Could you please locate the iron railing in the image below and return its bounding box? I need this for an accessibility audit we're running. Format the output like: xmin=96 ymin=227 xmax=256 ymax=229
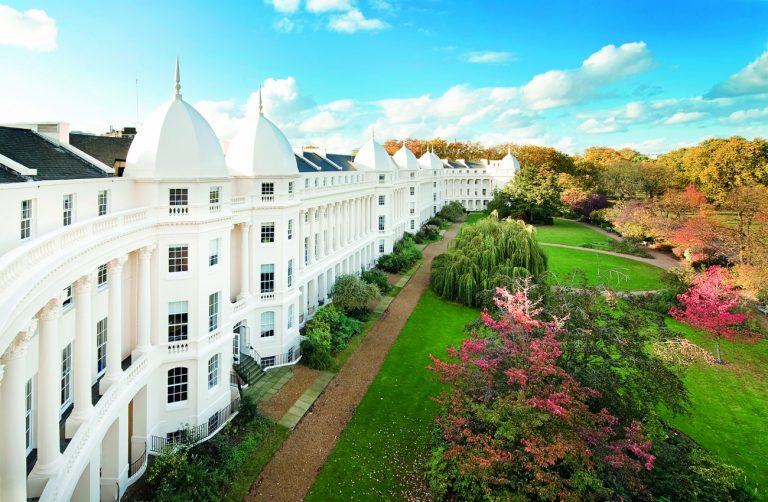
xmin=149 ymin=397 xmax=240 ymax=453
xmin=260 ymin=345 xmax=301 ymax=370
xmin=128 ymin=444 xmax=147 ymax=478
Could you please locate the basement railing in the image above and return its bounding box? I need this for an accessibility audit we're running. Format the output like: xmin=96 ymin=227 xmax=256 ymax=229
xmin=148 ymin=397 xmax=240 ymax=454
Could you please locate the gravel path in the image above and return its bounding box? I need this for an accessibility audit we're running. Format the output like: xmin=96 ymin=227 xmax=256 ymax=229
xmin=259 ymin=366 xmax=322 ymax=421
xmin=245 ymin=224 xmax=461 ymax=502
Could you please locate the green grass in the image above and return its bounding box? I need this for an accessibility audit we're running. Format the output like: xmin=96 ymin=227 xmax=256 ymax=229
xmin=664 ymin=319 xmax=768 ymax=497
xmin=464 ymin=212 xmax=486 ymax=225
xmin=534 ymin=218 xmax=615 ymax=246
xmin=543 ymin=245 xmax=664 ymax=291
xmin=306 ymin=290 xmax=478 ymax=501
xmin=221 ymin=423 xmax=291 ymax=502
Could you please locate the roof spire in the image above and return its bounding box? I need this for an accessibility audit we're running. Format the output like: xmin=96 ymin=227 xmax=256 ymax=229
xmin=174 ymin=56 xmax=181 ymax=99
xmin=258 ymin=85 xmax=263 ymax=115
xmin=507 ymin=144 xmax=511 ymax=156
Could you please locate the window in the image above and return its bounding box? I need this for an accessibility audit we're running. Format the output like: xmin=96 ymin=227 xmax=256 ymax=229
xmin=287 ymin=219 xmax=293 ymax=239
xmin=168 ymin=245 xmax=189 ymax=273
xmin=168 ymin=301 xmax=189 ymax=342
xmin=482 ymin=189 xmax=487 ymax=196
xmin=208 ymin=292 xmax=219 ymax=332
xmin=305 ymin=178 xmax=309 ymax=188
xmin=314 ymin=234 xmax=318 ymax=258
xmin=410 ymin=220 xmax=415 ymax=230
xmin=261 ymin=182 xmax=274 ymax=198
xmin=209 ymin=239 xmax=220 ymax=266
xmin=433 ymin=193 xmax=437 ymax=202
xmin=97 ymin=264 xmax=108 ymax=288
xmin=260 ymin=264 xmax=275 ymax=293
xmin=98 ymin=190 xmax=109 ymax=216
xmin=288 ymin=304 xmax=294 ymax=329
xmin=379 ymin=240 xmax=385 ymax=253
xmin=261 ymin=356 xmax=276 ymax=369
xmin=61 ymin=343 xmax=72 ymax=410
xmin=208 ymin=412 xmax=220 ymax=433
xmin=25 ymin=379 xmax=33 ymax=453
xmin=378 ymin=195 xmax=385 ymax=206
xmin=261 ymin=222 xmax=275 ymax=243
xmin=62 ymin=194 xmax=73 ymax=226
xmin=260 ymin=311 xmax=275 ymax=337
xmin=410 ymin=172 xmax=415 ymax=179
xmin=410 ymin=187 xmax=415 ymax=196
xmin=209 ymin=186 xmax=220 ymax=205
xmin=20 ymin=199 xmax=32 ymax=240
xmin=167 ymin=367 xmax=188 ymax=403
xmin=96 ymin=318 xmax=108 ymax=374
xmin=433 ymin=181 xmax=437 ymax=188
xmin=169 ymin=188 xmax=188 ymax=207
xmin=304 ymin=237 xmax=309 ymax=265
xmin=378 ymin=174 xmax=385 ymax=184
xmin=208 ymin=354 xmax=219 ymax=389
xmin=287 ymin=259 xmax=294 ymax=287
xmin=62 ymin=285 xmax=73 ymax=310
xmin=378 ymin=215 xmax=385 ymax=231
xmin=288 ymin=181 xmax=295 ymax=195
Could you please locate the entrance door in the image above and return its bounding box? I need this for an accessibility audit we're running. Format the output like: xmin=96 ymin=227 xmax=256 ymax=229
xmin=233 ymin=332 xmax=240 ymax=364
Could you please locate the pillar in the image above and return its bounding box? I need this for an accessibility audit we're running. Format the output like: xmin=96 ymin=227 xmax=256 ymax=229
xmin=67 ymin=275 xmax=94 ymax=437
xmin=238 ymin=224 xmax=250 ymax=299
xmin=101 ymin=255 xmax=126 ymax=392
xmin=135 ymin=245 xmax=154 ymax=355
xmin=0 ymin=323 xmax=35 ymax=501
xmin=308 ymin=208 xmax=316 ymax=265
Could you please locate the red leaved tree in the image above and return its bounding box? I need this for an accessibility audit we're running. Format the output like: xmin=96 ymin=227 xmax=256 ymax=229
xmin=428 ymin=283 xmax=654 ymax=500
xmin=669 ymin=266 xmax=759 ymax=363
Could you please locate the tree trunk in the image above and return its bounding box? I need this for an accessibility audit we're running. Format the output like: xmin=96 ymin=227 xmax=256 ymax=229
xmin=715 ymin=337 xmax=722 ymax=364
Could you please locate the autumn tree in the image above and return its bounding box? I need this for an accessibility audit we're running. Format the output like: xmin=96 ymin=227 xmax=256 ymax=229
xmin=428 ymin=284 xmax=656 ymax=501
xmin=669 ymin=266 xmax=760 ymax=363
xmin=721 ymin=185 xmax=768 ymax=264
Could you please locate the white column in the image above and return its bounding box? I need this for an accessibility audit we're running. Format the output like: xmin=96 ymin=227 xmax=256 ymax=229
xmin=308 ymin=208 xmax=316 ymax=264
xmin=33 ymin=299 xmax=63 ymax=476
xmin=67 ymin=275 xmax=94 ymax=435
xmin=318 ymin=205 xmax=326 ymax=259
xmin=238 ymin=224 xmax=250 ymax=299
xmin=298 ymin=210 xmax=305 ymax=269
xmin=102 ymin=255 xmax=126 ymax=390
xmin=0 ymin=323 xmax=35 ymax=501
xmin=136 ymin=245 xmax=154 ymax=354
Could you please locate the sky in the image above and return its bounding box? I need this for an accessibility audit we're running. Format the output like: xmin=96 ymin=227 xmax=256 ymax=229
xmin=1 ymin=0 xmax=767 ymax=155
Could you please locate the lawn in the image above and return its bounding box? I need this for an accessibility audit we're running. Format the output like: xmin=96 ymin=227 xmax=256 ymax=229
xmin=305 ymin=290 xmax=478 ymax=501
xmin=543 ymin=245 xmax=665 ymax=291
xmin=534 ymin=217 xmax=615 ymax=247
xmin=665 ymin=319 xmax=768 ymax=497
xmin=464 ymin=212 xmax=486 ymax=225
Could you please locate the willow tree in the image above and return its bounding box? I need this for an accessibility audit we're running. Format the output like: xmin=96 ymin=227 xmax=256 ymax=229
xmin=431 ymin=214 xmax=547 ymax=306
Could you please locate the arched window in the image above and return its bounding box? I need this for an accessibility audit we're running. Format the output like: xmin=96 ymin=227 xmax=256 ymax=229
xmin=167 ymin=367 xmax=188 ymax=403
xmin=261 ymin=311 xmax=275 ymax=338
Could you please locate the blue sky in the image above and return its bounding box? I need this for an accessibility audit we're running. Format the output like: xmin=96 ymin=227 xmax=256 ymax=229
xmin=1 ymin=0 xmax=767 ymax=155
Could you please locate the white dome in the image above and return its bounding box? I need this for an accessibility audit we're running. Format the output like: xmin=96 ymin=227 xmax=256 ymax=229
xmin=500 ymin=151 xmax=521 ymax=171
xmin=125 ymin=97 xmax=227 ymax=179
xmin=393 ymin=145 xmax=419 ymax=170
xmin=226 ymin=114 xmax=297 ymax=177
xmin=419 ymin=150 xmax=443 ymax=170
xmin=354 ymin=138 xmax=395 ymax=171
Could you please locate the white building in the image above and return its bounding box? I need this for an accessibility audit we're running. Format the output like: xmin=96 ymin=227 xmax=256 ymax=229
xmin=0 ymin=62 xmax=519 ymax=501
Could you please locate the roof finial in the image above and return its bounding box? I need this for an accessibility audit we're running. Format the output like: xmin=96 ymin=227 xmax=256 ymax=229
xmin=507 ymin=144 xmax=511 ymax=156
xmin=258 ymin=85 xmax=263 ymax=115
xmin=174 ymin=56 xmax=181 ymax=99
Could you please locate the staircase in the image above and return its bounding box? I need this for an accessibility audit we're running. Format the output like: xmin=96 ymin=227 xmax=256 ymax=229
xmin=233 ymin=353 xmax=265 ymax=387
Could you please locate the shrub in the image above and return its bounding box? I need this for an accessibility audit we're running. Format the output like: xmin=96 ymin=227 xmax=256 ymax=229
xmin=360 ymin=268 xmax=391 ymax=295
xmin=330 ymin=274 xmax=380 ymax=313
xmin=426 ymin=216 xmax=446 ymax=227
xmin=414 ymin=224 xmax=440 ymax=243
xmin=377 ymin=234 xmax=422 ymax=273
xmin=308 ymin=304 xmax=363 ymax=353
xmin=437 ymin=201 xmax=465 ymax=222
xmin=301 ymin=321 xmax=333 ymax=370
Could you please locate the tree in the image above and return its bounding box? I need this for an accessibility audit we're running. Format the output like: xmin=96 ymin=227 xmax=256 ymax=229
xmin=669 ymin=266 xmax=760 ymax=363
xmin=427 ymin=283 xmax=655 ymax=501
xmin=330 ymin=274 xmax=380 ymax=313
xmin=599 ymin=160 xmax=643 ymax=199
xmin=721 ymin=185 xmax=768 ymax=264
xmin=506 ymin=166 xmax=563 ymax=224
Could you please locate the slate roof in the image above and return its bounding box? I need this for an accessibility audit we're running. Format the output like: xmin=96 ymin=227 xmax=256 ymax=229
xmin=447 ymin=160 xmax=465 ymax=169
xmin=325 ymin=154 xmax=357 ymax=171
xmin=465 ymin=160 xmax=486 ymax=170
xmin=303 ymin=152 xmax=343 ymax=172
xmin=0 ymin=126 xmax=111 ymax=183
xmin=295 ymin=154 xmax=319 ymax=173
xmin=69 ymin=133 xmax=133 ymax=168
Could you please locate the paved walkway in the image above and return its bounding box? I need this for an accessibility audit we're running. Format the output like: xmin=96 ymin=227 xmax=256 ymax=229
xmin=246 ymin=223 xmax=461 ymax=502
xmin=571 ymin=220 xmax=680 ymax=269
xmin=246 ymin=366 xmax=293 ymax=402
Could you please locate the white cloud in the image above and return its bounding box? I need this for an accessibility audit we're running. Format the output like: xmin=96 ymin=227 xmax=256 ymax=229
xmin=319 ymin=99 xmax=355 ymax=112
xmin=708 ymin=51 xmax=768 ymax=98
xmin=300 ymin=110 xmax=349 ymax=132
xmin=577 ymin=117 xmax=621 ymax=134
xmin=727 ymin=106 xmax=768 ymax=122
xmin=664 ymin=111 xmax=707 ymax=125
xmin=193 ymin=99 xmax=244 ymax=141
xmin=265 ymin=0 xmax=300 ymax=14
xmin=328 ymin=9 xmax=388 ymax=33
xmin=625 ymin=101 xmax=644 ymax=119
xmin=273 ymin=16 xmax=296 ymax=33
xmin=369 ymin=0 xmax=395 ymax=12
xmin=465 ymin=51 xmax=515 ymax=64
xmin=0 ymin=4 xmax=57 ymax=51
xmin=306 ymin=0 xmax=353 ymax=12
xmin=522 ymin=41 xmax=652 ymax=109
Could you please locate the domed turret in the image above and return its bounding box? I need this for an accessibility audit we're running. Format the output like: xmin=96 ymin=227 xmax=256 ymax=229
xmin=393 ymin=143 xmax=419 ymax=170
xmin=499 ymin=147 xmax=521 ymax=172
xmin=354 ymin=134 xmax=395 ymax=171
xmin=125 ymin=59 xmax=227 ymax=179
xmin=226 ymin=90 xmax=297 ymax=177
xmin=418 ymin=146 xmax=443 ymax=170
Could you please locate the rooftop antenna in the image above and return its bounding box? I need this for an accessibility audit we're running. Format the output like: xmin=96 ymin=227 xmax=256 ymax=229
xmin=258 ymin=85 xmax=263 ymax=115
xmin=174 ymin=56 xmax=181 ymax=99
